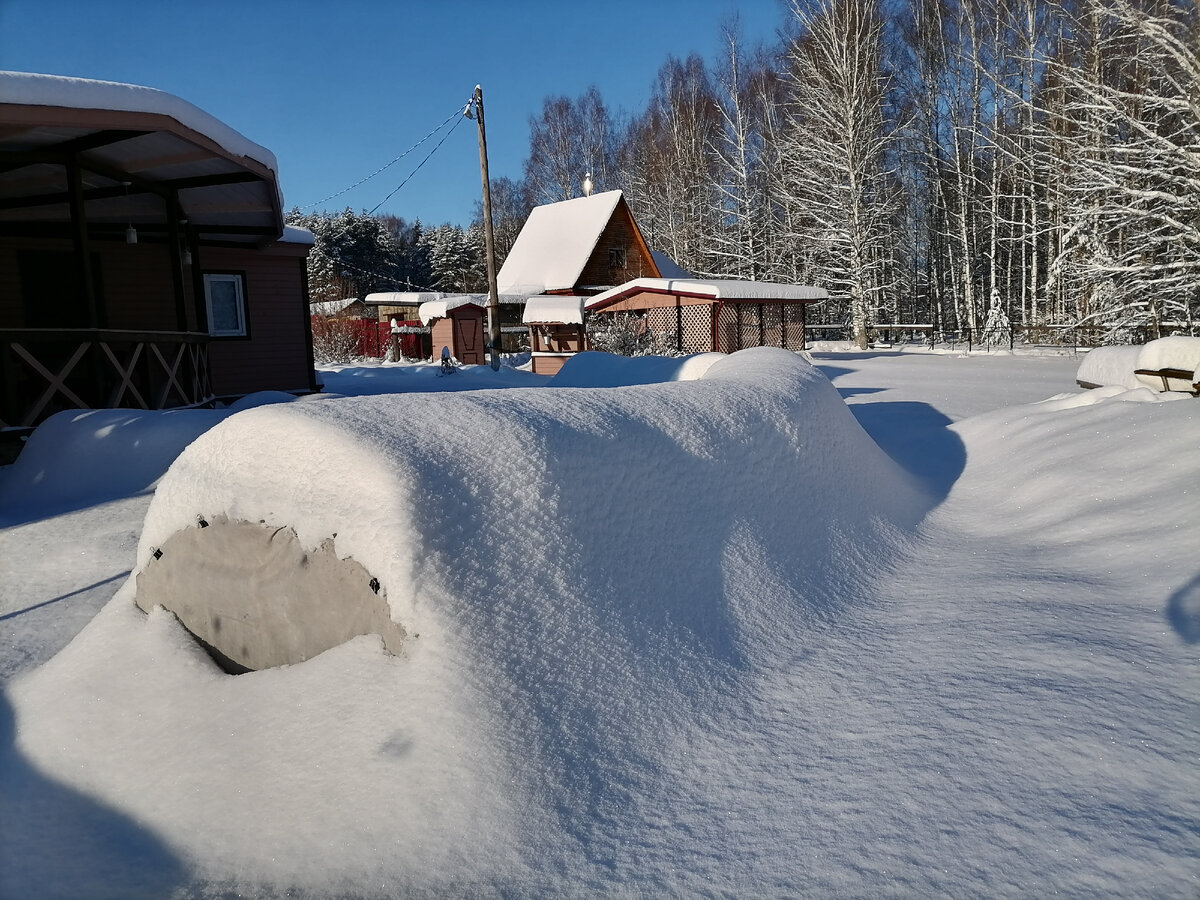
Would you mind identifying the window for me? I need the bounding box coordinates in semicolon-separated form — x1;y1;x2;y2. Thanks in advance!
608;246;627;270
204;273;247;337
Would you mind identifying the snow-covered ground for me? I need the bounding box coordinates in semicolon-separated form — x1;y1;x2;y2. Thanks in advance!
1;347;1196;898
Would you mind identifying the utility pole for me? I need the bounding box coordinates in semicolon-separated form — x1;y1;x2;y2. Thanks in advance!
473;85;501;369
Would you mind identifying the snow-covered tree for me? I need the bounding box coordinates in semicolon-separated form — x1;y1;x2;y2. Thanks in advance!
779;0;897;348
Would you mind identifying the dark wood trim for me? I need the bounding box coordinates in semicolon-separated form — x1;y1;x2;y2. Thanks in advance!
166;171;265;190
65;156;103;328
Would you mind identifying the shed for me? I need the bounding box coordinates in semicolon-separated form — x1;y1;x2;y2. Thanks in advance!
586;278;827;354
0;71;317;431
418;295;485;365
523;295;586;376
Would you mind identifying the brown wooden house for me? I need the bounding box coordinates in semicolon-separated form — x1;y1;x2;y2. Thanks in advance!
496;190;660;300
0;72;318;433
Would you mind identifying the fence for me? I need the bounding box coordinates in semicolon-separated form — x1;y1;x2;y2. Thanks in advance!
0;328;213;429
806;323;1198;351
310;317;431;362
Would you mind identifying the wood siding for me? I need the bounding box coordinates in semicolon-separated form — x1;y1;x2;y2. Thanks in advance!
204;242;314;396
575;198;658;291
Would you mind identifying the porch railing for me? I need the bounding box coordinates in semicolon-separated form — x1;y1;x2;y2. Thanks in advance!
0;329;214;429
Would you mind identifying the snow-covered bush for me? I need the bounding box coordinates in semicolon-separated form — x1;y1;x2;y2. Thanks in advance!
310;315;362;365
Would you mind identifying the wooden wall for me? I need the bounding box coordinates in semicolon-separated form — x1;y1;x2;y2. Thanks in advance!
576;199;657;290
204;241;316;397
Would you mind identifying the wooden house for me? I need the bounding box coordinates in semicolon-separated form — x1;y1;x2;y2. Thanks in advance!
586;278;827;354
497;190;660;301
0;72;317;432
523;296;586;376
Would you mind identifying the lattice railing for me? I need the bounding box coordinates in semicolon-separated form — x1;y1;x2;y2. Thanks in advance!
0;329;214;428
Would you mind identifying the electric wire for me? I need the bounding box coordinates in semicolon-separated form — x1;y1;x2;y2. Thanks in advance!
297;98;473;212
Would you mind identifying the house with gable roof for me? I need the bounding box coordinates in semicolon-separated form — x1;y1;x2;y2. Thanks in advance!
497;190;661;300
0;71;317;438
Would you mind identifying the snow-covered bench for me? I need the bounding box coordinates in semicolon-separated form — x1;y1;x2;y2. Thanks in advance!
1133;336;1200;395
1077;337;1200;395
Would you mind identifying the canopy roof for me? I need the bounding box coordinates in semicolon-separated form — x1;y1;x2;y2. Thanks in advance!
587;278;828;311
417;295;484;325
523;295;585;325
0;71;285;246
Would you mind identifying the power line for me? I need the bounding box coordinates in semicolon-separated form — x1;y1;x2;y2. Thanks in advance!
367;109;470;216
297;98;473;212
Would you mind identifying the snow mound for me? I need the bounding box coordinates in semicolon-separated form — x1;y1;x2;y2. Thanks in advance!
1135;335;1200;392
11;348;937;894
0;408;225;521
1075;345;1142;390
550;350;726;387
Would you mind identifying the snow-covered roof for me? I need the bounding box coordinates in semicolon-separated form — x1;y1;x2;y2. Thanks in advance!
0;71;286;244
651;250;691;278
281;225;315;245
310;298;361;317
417;295;485;325
365;292;448;306
0;71;278;174
522;295;585;325
496;190;626;296
587;278;828;310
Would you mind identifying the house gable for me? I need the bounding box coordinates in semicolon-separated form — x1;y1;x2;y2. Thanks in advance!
497;190;660;296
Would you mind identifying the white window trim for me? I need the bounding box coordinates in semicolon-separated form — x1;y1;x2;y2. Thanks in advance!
203;273;247;337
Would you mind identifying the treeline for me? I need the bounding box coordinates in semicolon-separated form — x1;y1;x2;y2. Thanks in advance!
292;0;1198;347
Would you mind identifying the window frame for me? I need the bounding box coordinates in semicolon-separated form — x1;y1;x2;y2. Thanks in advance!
203;271;250;338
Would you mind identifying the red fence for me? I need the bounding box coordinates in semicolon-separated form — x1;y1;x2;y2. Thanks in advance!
311;317;430;360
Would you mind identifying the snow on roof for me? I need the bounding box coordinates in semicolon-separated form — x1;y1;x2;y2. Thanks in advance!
0;70;279;175
650;250;691;278
281;225;315;245
586;278;828;309
417;295;485;325
496;190;625;296
365;292;448;306
522;295;585;325
310;298;361;317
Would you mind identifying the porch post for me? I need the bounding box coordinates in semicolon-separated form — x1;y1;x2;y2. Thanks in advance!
65;157;103;328
166;193;189;330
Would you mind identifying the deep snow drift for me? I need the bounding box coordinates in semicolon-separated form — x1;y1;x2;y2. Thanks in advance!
1;347;1196;898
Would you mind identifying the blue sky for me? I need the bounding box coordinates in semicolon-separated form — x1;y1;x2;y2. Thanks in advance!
1;0;787;226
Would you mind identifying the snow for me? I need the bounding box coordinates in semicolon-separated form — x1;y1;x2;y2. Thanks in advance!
416;294;484;325
0;70;278;175
1135;336;1200;391
496;190;625;295
1;348;1197;897
586;277;828;309
279;225;315;245
521;295;585;324
1076;344;1143;389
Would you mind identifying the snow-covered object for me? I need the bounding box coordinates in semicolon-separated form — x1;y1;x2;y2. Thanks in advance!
417;294;484;325
1134;336;1200;392
650;249;691;278
5;350;1199;896
137;347;924;627
1075;345;1142;389
280;225;315;245
586;277;828;308
496;190;625;295
550;350;725;387
521;295;585;324
0;71;277;174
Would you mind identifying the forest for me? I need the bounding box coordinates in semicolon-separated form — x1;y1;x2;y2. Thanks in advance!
288;0;1199;348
